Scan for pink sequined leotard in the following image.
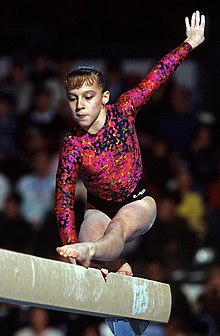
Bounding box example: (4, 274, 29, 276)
(55, 42, 192, 244)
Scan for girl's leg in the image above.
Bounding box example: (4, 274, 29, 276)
(59, 208, 133, 274)
(57, 196, 156, 268)
(80, 209, 133, 274)
(57, 208, 110, 267)
(78, 208, 111, 243)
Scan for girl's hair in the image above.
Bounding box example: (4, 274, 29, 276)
(64, 65, 105, 92)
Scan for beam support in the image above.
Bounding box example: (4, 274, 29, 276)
(0, 249, 171, 324)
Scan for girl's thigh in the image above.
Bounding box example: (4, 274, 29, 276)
(112, 196, 157, 242)
(78, 208, 111, 242)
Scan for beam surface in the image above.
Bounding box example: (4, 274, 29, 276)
(0, 249, 171, 323)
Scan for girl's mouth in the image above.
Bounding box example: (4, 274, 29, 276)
(77, 115, 87, 120)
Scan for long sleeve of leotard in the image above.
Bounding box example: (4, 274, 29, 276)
(55, 133, 81, 244)
(116, 42, 192, 116)
(55, 42, 192, 245)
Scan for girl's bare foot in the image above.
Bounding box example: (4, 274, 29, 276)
(108, 257, 133, 276)
(89, 257, 133, 276)
(56, 242, 96, 268)
(57, 245, 132, 276)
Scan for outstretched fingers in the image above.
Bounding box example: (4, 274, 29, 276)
(195, 10, 205, 29)
(186, 10, 205, 31)
(200, 12, 205, 30)
(185, 16, 190, 33)
(190, 11, 196, 29)
(185, 10, 205, 49)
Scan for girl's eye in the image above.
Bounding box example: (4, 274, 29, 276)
(68, 95, 76, 102)
(85, 96, 93, 100)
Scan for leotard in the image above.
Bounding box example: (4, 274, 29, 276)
(55, 42, 192, 244)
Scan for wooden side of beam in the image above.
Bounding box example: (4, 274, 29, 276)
(0, 249, 171, 323)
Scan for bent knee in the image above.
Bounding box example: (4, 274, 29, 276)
(141, 196, 157, 214)
(141, 196, 157, 229)
(79, 209, 111, 243)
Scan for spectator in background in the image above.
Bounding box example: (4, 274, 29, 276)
(0, 193, 32, 253)
(196, 263, 220, 335)
(0, 172, 11, 210)
(15, 150, 55, 231)
(82, 325, 101, 336)
(175, 166, 206, 239)
(142, 136, 172, 197)
(155, 83, 199, 153)
(167, 163, 206, 241)
(14, 307, 65, 336)
(139, 258, 193, 336)
(20, 127, 50, 165)
(33, 210, 60, 258)
(208, 157, 220, 210)
(206, 157, 220, 249)
(0, 92, 25, 182)
(3, 55, 33, 115)
(105, 59, 130, 104)
(0, 92, 19, 157)
(21, 87, 67, 153)
(0, 302, 26, 336)
(28, 51, 57, 91)
(138, 194, 195, 271)
(188, 124, 218, 194)
(45, 55, 74, 110)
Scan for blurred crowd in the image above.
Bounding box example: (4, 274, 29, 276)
(0, 51, 220, 336)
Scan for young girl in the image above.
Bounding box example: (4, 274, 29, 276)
(56, 11, 205, 275)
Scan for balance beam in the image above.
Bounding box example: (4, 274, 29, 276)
(0, 249, 171, 323)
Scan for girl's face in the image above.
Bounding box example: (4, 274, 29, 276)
(67, 80, 110, 134)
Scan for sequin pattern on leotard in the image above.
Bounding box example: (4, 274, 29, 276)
(55, 42, 192, 244)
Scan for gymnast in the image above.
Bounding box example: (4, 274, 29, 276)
(56, 11, 205, 276)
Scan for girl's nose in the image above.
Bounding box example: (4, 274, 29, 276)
(76, 98, 84, 110)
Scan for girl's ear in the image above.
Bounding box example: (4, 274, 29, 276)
(102, 90, 110, 105)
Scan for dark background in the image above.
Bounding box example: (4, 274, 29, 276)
(0, 0, 217, 57)
(0, 1, 219, 113)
